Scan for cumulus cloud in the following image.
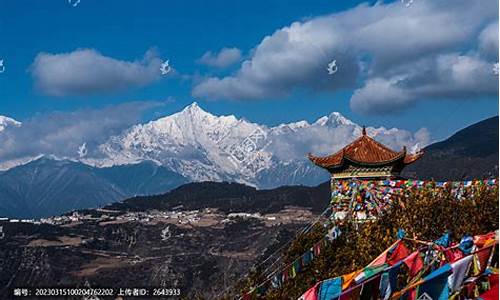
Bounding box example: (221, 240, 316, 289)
(351, 53, 498, 114)
(268, 121, 430, 161)
(198, 47, 242, 68)
(0, 101, 162, 166)
(191, 0, 498, 113)
(31, 49, 164, 96)
(479, 21, 499, 60)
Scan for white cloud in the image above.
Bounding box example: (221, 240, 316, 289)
(350, 77, 412, 114)
(479, 21, 499, 60)
(191, 0, 498, 113)
(350, 53, 498, 114)
(0, 102, 162, 166)
(198, 47, 242, 68)
(268, 121, 430, 161)
(31, 49, 163, 96)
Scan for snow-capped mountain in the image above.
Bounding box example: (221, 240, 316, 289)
(0, 116, 20, 131)
(85, 103, 274, 185)
(82, 102, 429, 188)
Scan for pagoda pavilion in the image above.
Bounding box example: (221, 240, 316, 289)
(308, 126, 423, 221)
(308, 126, 423, 179)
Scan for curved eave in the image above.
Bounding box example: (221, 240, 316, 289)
(403, 150, 424, 165)
(308, 150, 423, 171)
(307, 153, 339, 169)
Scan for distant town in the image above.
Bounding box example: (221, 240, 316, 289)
(0, 206, 316, 240)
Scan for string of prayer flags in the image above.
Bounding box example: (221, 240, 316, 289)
(267, 232, 336, 292)
(330, 178, 498, 221)
(295, 231, 498, 300)
(242, 174, 497, 300)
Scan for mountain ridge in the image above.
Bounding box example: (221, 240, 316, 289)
(403, 116, 498, 180)
(0, 158, 188, 218)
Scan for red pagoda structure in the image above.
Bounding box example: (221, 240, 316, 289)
(308, 126, 423, 180)
(308, 126, 423, 221)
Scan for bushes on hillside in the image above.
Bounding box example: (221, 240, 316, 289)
(241, 184, 498, 299)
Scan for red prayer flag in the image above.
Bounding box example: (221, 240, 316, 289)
(387, 242, 411, 265)
(283, 270, 289, 282)
(368, 240, 400, 267)
(478, 274, 498, 300)
(474, 232, 496, 247)
(403, 251, 424, 277)
(242, 289, 254, 300)
(314, 242, 322, 256)
(476, 246, 493, 274)
(298, 283, 320, 300)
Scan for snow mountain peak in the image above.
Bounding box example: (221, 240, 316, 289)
(180, 101, 205, 114)
(0, 116, 21, 131)
(314, 112, 354, 127)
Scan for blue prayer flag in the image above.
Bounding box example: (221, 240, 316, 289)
(418, 264, 452, 300)
(318, 277, 342, 300)
(434, 232, 450, 247)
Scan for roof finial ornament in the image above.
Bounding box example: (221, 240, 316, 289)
(362, 125, 366, 136)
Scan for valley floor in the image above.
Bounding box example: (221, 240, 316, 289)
(0, 206, 319, 299)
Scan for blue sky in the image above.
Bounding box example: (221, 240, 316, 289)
(0, 0, 498, 141)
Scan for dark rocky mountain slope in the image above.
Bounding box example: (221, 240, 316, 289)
(0, 158, 187, 219)
(403, 116, 498, 180)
